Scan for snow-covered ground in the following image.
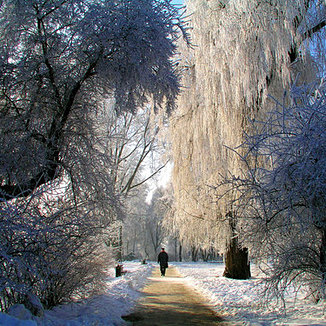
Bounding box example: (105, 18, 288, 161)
(1, 261, 326, 325)
(174, 262, 326, 325)
(0, 262, 153, 326)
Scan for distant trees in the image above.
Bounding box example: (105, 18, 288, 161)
(123, 187, 168, 261)
(0, 0, 186, 312)
(146, 188, 169, 257)
(97, 102, 171, 261)
(169, 0, 326, 279)
(122, 190, 148, 260)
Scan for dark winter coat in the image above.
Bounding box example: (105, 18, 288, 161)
(158, 251, 168, 267)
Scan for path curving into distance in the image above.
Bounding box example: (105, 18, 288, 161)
(122, 266, 231, 325)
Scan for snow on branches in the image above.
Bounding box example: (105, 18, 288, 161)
(233, 81, 326, 300)
(168, 0, 325, 279)
(0, 0, 188, 200)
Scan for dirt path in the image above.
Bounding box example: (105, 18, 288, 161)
(122, 266, 229, 325)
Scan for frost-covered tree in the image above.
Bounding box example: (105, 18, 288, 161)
(229, 80, 326, 301)
(100, 104, 168, 197)
(122, 193, 147, 260)
(95, 103, 172, 261)
(0, 0, 186, 200)
(169, 0, 326, 278)
(0, 100, 118, 311)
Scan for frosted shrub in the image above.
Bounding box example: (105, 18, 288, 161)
(0, 186, 113, 312)
(232, 80, 326, 300)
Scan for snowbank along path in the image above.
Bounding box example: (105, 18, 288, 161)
(122, 266, 230, 325)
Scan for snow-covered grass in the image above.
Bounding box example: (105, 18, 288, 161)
(0, 261, 154, 326)
(173, 262, 326, 325)
(1, 261, 326, 325)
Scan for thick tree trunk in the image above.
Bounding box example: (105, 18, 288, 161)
(320, 228, 326, 285)
(223, 237, 251, 279)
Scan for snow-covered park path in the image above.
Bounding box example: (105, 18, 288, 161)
(122, 266, 230, 325)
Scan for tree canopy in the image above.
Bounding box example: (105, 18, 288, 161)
(0, 0, 186, 200)
(168, 0, 326, 278)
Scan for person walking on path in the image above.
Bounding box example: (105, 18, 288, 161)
(158, 248, 168, 276)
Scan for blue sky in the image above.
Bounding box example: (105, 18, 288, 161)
(172, 0, 184, 6)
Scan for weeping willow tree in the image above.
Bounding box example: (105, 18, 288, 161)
(170, 0, 324, 278)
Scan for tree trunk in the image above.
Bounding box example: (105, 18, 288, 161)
(191, 246, 199, 262)
(174, 238, 178, 261)
(223, 237, 251, 279)
(179, 243, 182, 262)
(117, 225, 123, 262)
(320, 228, 326, 285)
(200, 249, 209, 262)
